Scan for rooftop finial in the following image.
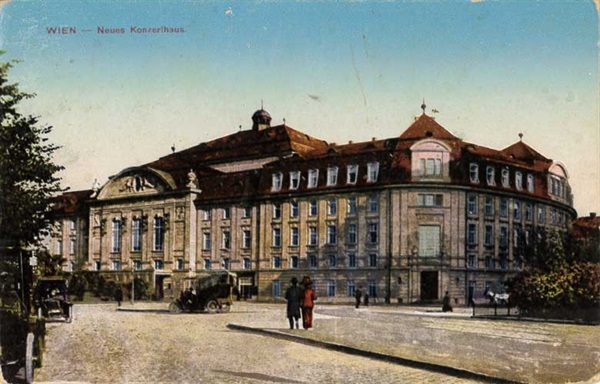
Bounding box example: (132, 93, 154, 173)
(421, 99, 426, 114)
(519, 133, 523, 141)
(283, 118, 286, 125)
(171, 144, 176, 153)
(261, 99, 264, 110)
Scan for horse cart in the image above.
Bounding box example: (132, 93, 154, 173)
(169, 271, 237, 314)
(0, 274, 45, 384)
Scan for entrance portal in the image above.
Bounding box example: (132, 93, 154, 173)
(420, 271, 438, 301)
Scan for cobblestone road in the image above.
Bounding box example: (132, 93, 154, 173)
(32, 303, 483, 384)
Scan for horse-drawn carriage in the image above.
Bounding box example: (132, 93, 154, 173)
(169, 271, 237, 314)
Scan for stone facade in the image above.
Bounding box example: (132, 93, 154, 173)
(48, 107, 575, 304)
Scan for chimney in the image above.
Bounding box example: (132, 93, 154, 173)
(372, 137, 376, 141)
(590, 212, 597, 218)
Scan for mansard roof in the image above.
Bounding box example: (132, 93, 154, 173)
(501, 140, 549, 163)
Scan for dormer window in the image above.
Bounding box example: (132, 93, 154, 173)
(289, 171, 300, 190)
(421, 158, 441, 177)
(327, 167, 338, 186)
(515, 171, 523, 190)
(469, 163, 479, 183)
(347, 164, 358, 184)
(486, 166, 495, 186)
(367, 162, 379, 182)
(501, 169, 510, 188)
(307, 169, 319, 188)
(272, 172, 282, 192)
(527, 174, 534, 193)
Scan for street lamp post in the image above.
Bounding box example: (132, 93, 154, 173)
(131, 260, 135, 305)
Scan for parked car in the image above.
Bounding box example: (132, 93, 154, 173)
(34, 276, 73, 323)
(169, 271, 237, 314)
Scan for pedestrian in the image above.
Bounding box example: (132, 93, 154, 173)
(442, 291, 453, 312)
(284, 277, 302, 329)
(364, 293, 369, 307)
(300, 276, 317, 330)
(114, 285, 123, 307)
(355, 286, 362, 309)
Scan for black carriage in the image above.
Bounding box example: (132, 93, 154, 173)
(169, 271, 237, 314)
(34, 276, 73, 323)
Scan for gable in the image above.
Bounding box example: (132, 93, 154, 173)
(96, 167, 176, 200)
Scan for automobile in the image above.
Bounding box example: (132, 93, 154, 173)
(169, 271, 237, 314)
(34, 276, 73, 323)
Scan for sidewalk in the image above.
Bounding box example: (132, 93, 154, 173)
(228, 303, 600, 384)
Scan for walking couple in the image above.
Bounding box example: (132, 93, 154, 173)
(284, 276, 317, 330)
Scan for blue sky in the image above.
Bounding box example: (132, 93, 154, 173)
(1, 0, 598, 215)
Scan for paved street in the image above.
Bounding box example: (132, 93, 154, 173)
(30, 303, 483, 384)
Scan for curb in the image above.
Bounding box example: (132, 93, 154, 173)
(227, 324, 521, 384)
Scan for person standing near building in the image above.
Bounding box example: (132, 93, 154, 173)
(114, 285, 123, 307)
(284, 277, 302, 330)
(442, 291, 453, 312)
(301, 276, 316, 330)
(355, 286, 362, 309)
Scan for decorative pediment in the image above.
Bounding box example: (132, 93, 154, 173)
(96, 167, 176, 200)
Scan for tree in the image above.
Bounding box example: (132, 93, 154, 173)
(0, 59, 64, 250)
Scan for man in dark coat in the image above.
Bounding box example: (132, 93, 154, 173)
(442, 291, 453, 312)
(355, 286, 362, 309)
(114, 285, 123, 307)
(284, 277, 302, 329)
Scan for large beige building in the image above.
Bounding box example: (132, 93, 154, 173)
(49, 106, 575, 304)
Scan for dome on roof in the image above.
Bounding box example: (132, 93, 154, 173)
(252, 109, 272, 131)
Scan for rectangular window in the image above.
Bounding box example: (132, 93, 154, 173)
(202, 209, 211, 221)
(369, 253, 378, 267)
(272, 172, 282, 191)
(309, 200, 318, 216)
(327, 225, 337, 245)
(485, 256, 494, 269)
(469, 163, 479, 183)
(153, 217, 164, 251)
(132, 218, 142, 252)
(515, 172, 523, 190)
(525, 203, 533, 222)
(327, 166, 338, 186)
(223, 207, 230, 219)
(467, 224, 477, 245)
(272, 280, 281, 297)
(94, 260, 101, 271)
(347, 164, 358, 184)
(328, 254, 337, 268)
(222, 231, 231, 249)
(328, 198, 337, 215)
(367, 162, 379, 182)
(537, 206, 545, 223)
(485, 225, 494, 246)
(133, 260, 142, 270)
(347, 196, 357, 214)
(485, 196, 494, 216)
(501, 169, 510, 188)
(272, 256, 281, 269)
(308, 254, 317, 268)
(550, 209, 556, 224)
(513, 228, 521, 248)
(204, 258, 212, 270)
(420, 158, 442, 176)
(69, 239, 76, 255)
(272, 228, 281, 247)
(290, 255, 299, 269)
(467, 194, 478, 215)
(222, 258, 230, 270)
(327, 280, 336, 297)
(368, 195, 378, 213)
(467, 254, 477, 268)
(112, 260, 121, 271)
(418, 225, 440, 257)
(486, 166, 495, 185)
(242, 230, 251, 249)
(112, 219, 122, 253)
(243, 206, 252, 218)
(176, 258, 184, 270)
(347, 280, 356, 297)
(367, 223, 378, 244)
(347, 253, 356, 268)
(500, 226, 508, 248)
(368, 280, 377, 298)
(203, 232, 211, 250)
(308, 169, 319, 188)
(290, 227, 299, 246)
(308, 226, 318, 245)
(527, 174, 535, 193)
(273, 204, 281, 219)
(289, 171, 300, 190)
(513, 201, 521, 221)
(348, 223, 357, 244)
(154, 260, 164, 270)
(243, 258, 251, 270)
(500, 198, 509, 217)
(417, 194, 443, 206)
(290, 201, 299, 218)
(69, 220, 76, 231)
(500, 255, 508, 270)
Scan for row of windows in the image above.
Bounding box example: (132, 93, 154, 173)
(469, 163, 535, 192)
(272, 162, 380, 192)
(55, 239, 77, 255)
(109, 216, 165, 254)
(549, 175, 567, 198)
(466, 195, 567, 225)
(101, 258, 180, 271)
(466, 254, 521, 270)
(202, 223, 379, 250)
(272, 279, 379, 298)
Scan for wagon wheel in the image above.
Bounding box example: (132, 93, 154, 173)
(205, 300, 219, 314)
(25, 332, 34, 384)
(219, 303, 231, 313)
(34, 333, 43, 368)
(168, 302, 182, 314)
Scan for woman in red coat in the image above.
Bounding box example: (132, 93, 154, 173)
(301, 276, 317, 330)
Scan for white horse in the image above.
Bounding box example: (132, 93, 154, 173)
(486, 290, 510, 305)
